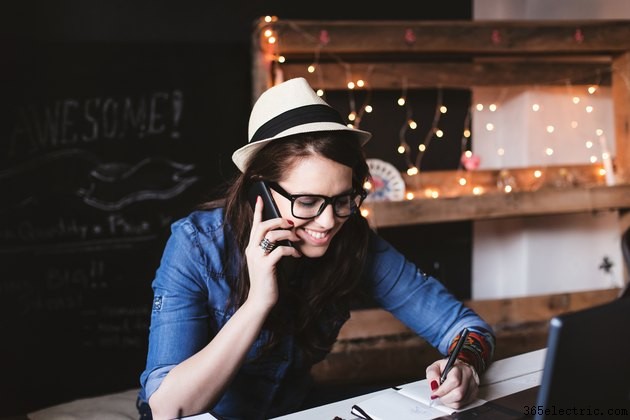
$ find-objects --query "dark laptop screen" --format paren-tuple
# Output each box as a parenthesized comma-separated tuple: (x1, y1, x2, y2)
(534, 297, 630, 419)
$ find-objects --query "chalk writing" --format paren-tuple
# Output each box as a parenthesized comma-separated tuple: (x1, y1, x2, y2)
(5, 90, 184, 159)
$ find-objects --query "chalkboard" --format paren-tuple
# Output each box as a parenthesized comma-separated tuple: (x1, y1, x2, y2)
(1, 42, 247, 414)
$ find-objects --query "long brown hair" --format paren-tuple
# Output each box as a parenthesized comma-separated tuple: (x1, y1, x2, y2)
(203, 131, 371, 360)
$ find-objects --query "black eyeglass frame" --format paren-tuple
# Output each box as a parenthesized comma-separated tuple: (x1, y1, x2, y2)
(268, 182, 367, 219)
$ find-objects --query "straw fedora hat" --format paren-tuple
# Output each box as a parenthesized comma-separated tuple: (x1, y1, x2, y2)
(231, 77, 372, 172)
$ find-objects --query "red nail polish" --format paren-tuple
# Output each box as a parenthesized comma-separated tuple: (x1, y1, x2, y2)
(287, 220, 294, 225)
(431, 380, 439, 391)
(430, 395, 439, 400)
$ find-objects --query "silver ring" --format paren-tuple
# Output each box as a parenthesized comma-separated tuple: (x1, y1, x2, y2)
(259, 237, 276, 254)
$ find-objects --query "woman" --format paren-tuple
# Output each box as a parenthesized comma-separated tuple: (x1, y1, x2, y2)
(138, 77, 495, 420)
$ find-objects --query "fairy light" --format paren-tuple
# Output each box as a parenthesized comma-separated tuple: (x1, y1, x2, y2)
(476, 104, 484, 111)
(534, 170, 542, 178)
(363, 180, 372, 190)
(459, 177, 467, 186)
(486, 123, 494, 131)
(405, 192, 415, 200)
(546, 125, 555, 133)
(585, 140, 593, 148)
(365, 105, 373, 113)
(588, 85, 598, 94)
(397, 145, 406, 154)
(585, 105, 594, 113)
(407, 167, 419, 176)
(497, 147, 505, 156)
(408, 119, 417, 129)
(590, 155, 598, 163)
(316, 89, 324, 97)
(361, 208, 369, 218)
(435, 129, 444, 138)
(440, 105, 448, 114)
(572, 96, 580, 104)
(472, 186, 483, 195)
(348, 111, 356, 121)
(418, 144, 426, 152)
(532, 103, 540, 112)
(545, 148, 554, 156)
(397, 97, 406, 106)
(307, 65, 315, 73)
(356, 79, 365, 88)
(347, 81, 355, 89)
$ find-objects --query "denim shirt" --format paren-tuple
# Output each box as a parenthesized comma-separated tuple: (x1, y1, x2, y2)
(138, 208, 493, 419)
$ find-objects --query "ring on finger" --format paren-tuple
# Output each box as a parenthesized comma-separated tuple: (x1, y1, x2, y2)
(259, 237, 277, 254)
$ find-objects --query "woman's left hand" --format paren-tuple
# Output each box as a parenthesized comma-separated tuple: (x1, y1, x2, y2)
(425, 359, 480, 409)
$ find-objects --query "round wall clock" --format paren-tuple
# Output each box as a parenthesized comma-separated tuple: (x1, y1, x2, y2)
(365, 158, 406, 202)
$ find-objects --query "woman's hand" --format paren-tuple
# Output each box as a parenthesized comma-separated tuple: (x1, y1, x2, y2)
(244, 196, 300, 311)
(425, 359, 480, 409)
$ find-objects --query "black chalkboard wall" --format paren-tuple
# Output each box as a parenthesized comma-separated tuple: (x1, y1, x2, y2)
(2, 42, 247, 414)
(2, 1, 472, 415)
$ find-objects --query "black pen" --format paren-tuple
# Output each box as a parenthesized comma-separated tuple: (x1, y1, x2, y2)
(440, 327, 470, 385)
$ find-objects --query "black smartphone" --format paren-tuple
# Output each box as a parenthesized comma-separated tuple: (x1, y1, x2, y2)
(247, 180, 292, 248)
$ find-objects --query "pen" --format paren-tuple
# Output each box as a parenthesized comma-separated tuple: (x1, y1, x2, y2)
(440, 327, 470, 385)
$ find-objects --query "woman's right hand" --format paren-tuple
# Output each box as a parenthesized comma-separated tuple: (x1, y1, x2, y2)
(244, 196, 300, 311)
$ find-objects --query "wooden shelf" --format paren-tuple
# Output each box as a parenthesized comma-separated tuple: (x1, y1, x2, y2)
(363, 183, 630, 227)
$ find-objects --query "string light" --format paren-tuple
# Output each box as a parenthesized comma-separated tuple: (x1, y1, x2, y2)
(266, 19, 620, 200)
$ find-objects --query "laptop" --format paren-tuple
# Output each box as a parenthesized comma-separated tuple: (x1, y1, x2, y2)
(534, 296, 630, 419)
(442, 291, 630, 419)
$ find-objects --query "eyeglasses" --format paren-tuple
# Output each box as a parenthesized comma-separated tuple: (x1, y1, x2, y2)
(268, 182, 367, 219)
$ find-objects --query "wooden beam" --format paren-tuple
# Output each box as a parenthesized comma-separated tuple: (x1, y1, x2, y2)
(278, 61, 611, 89)
(612, 52, 630, 183)
(363, 184, 630, 227)
(271, 20, 630, 55)
(337, 288, 621, 340)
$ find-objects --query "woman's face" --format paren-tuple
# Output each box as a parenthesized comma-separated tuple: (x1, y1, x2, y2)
(271, 154, 354, 258)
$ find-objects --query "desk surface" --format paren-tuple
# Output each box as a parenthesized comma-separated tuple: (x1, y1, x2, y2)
(271, 348, 547, 420)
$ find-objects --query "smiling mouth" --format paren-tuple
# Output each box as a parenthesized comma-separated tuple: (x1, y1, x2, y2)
(304, 228, 329, 240)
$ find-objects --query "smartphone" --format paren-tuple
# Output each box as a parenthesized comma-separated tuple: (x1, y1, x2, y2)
(247, 180, 292, 248)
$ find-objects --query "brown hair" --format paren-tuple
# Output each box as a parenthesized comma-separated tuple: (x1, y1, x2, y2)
(202, 131, 371, 360)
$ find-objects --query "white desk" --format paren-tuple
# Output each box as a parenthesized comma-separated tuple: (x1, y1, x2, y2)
(271, 348, 547, 420)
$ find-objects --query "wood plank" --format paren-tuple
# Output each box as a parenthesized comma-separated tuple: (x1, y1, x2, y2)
(278, 61, 611, 89)
(269, 20, 630, 55)
(362, 184, 630, 227)
(338, 288, 621, 340)
(613, 52, 630, 183)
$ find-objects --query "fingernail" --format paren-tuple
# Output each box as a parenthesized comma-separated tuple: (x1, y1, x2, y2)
(431, 380, 439, 391)
(287, 220, 294, 225)
(430, 395, 439, 400)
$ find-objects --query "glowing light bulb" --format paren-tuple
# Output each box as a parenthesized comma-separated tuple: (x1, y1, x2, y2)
(268, 36, 277, 44)
(435, 129, 444, 138)
(590, 155, 597, 163)
(365, 105, 373, 113)
(546, 125, 555, 133)
(534, 170, 542, 178)
(308, 65, 316, 73)
(408, 120, 417, 129)
(572, 96, 580, 104)
(363, 181, 372, 190)
(356, 79, 365, 88)
(486, 123, 494, 131)
(347, 82, 355, 89)
(398, 97, 406, 106)
(588, 85, 598, 94)
(361, 208, 369, 217)
(545, 148, 554, 156)
(472, 186, 483, 195)
(458, 177, 467, 186)
(476, 104, 484, 111)
(585, 140, 593, 149)
(316, 89, 324, 97)
(532, 104, 540, 112)
(406, 192, 415, 200)
(440, 105, 447, 114)
(397, 145, 406, 154)
(497, 148, 505, 156)
(407, 167, 419, 176)
(585, 105, 593, 113)
(418, 144, 426, 152)
(489, 104, 497, 112)
(463, 129, 471, 138)
(595, 129, 604, 136)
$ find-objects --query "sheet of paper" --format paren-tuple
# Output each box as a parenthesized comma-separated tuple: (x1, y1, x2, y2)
(396, 380, 487, 413)
(350, 388, 446, 420)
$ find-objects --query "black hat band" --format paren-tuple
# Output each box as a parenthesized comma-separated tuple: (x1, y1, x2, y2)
(250, 104, 345, 143)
